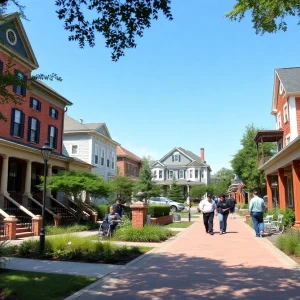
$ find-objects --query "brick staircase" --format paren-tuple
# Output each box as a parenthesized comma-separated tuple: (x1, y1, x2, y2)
(16, 223, 33, 239)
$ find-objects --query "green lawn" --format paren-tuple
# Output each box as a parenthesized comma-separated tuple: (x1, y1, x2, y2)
(165, 222, 194, 228)
(45, 223, 98, 235)
(0, 270, 96, 300)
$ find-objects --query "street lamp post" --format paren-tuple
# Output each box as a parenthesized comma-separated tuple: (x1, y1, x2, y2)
(187, 180, 191, 222)
(39, 143, 53, 256)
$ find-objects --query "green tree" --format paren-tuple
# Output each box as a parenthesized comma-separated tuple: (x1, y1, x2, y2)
(190, 185, 208, 200)
(167, 177, 182, 201)
(231, 124, 276, 194)
(226, 0, 299, 35)
(109, 175, 134, 202)
(134, 158, 161, 200)
(210, 168, 234, 196)
(44, 171, 110, 223)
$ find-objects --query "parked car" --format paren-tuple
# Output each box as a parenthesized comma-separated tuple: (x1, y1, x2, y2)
(148, 197, 185, 212)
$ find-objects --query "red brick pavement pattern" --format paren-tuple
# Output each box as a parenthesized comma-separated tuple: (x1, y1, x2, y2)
(73, 216, 300, 300)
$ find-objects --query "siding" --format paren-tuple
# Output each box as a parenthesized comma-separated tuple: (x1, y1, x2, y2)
(63, 135, 91, 163)
(296, 97, 300, 135)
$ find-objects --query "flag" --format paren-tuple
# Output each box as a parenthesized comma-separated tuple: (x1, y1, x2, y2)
(238, 180, 245, 193)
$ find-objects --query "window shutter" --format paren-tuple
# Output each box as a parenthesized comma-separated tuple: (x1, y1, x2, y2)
(21, 75, 27, 97)
(179, 155, 181, 162)
(54, 127, 58, 149)
(0, 60, 3, 73)
(38, 100, 41, 112)
(172, 155, 174, 162)
(47, 125, 51, 144)
(29, 97, 33, 108)
(10, 108, 15, 136)
(36, 119, 40, 144)
(27, 117, 32, 142)
(49, 107, 52, 117)
(20, 111, 25, 138)
(56, 109, 59, 119)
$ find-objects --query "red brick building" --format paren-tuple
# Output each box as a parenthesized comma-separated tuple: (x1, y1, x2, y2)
(0, 13, 92, 238)
(255, 68, 300, 227)
(117, 146, 142, 178)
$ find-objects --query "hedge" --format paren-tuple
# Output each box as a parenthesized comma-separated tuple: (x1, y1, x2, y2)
(92, 204, 110, 220)
(266, 208, 295, 228)
(147, 205, 170, 218)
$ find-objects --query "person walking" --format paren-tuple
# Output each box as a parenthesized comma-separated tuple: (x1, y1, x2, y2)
(228, 196, 237, 219)
(217, 194, 231, 234)
(199, 193, 217, 235)
(249, 191, 266, 237)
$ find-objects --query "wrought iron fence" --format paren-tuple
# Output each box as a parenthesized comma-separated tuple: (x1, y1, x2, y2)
(17, 216, 33, 232)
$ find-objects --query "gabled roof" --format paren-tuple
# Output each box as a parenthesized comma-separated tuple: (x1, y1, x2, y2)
(0, 13, 39, 69)
(117, 146, 142, 162)
(64, 115, 117, 144)
(272, 67, 300, 114)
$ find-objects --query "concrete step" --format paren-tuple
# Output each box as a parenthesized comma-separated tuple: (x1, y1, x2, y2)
(16, 232, 33, 238)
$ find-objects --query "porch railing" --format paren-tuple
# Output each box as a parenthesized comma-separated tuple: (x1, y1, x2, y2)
(4, 195, 36, 218)
(259, 156, 272, 167)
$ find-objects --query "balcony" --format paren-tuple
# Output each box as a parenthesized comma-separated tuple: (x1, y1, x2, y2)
(259, 156, 272, 167)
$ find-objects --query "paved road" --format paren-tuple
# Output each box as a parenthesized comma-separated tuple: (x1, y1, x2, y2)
(67, 216, 300, 300)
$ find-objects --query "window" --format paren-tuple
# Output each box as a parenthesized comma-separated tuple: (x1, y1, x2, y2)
(278, 140, 283, 151)
(10, 109, 24, 138)
(13, 70, 27, 97)
(94, 145, 99, 164)
(279, 82, 284, 95)
(169, 170, 174, 179)
(0, 60, 3, 73)
(107, 153, 110, 168)
(195, 170, 199, 178)
(179, 170, 184, 179)
(71, 145, 78, 155)
(283, 103, 289, 123)
(286, 134, 291, 145)
(189, 169, 193, 178)
(101, 148, 105, 166)
(49, 107, 59, 119)
(112, 152, 115, 169)
(30, 98, 41, 111)
(287, 176, 294, 207)
(6, 29, 17, 45)
(277, 113, 282, 129)
(48, 125, 58, 149)
(154, 170, 157, 179)
(27, 117, 40, 143)
(159, 170, 163, 179)
(172, 153, 180, 162)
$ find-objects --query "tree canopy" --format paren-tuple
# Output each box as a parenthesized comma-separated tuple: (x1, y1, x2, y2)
(190, 185, 207, 200)
(231, 124, 276, 194)
(226, 0, 300, 35)
(45, 171, 110, 222)
(109, 175, 134, 202)
(167, 177, 182, 201)
(211, 168, 234, 196)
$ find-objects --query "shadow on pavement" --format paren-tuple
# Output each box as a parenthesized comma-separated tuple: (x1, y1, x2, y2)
(75, 252, 300, 300)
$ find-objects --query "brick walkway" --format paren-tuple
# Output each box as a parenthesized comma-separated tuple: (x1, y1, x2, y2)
(68, 216, 300, 300)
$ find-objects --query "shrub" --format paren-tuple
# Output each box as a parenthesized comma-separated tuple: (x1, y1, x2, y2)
(93, 205, 110, 220)
(266, 208, 295, 228)
(240, 204, 249, 209)
(276, 235, 300, 255)
(16, 235, 146, 264)
(114, 225, 173, 242)
(147, 205, 170, 217)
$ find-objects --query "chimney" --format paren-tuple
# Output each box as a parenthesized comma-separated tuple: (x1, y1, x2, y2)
(80, 119, 83, 124)
(200, 148, 205, 162)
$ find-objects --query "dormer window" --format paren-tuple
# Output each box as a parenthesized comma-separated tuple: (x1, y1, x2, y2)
(283, 103, 289, 123)
(172, 152, 181, 162)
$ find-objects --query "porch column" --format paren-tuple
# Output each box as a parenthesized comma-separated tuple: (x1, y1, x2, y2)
(292, 160, 300, 228)
(22, 160, 32, 207)
(0, 155, 9, 208)
(278, 168, 286, 209)
(266, 175, 273, 210)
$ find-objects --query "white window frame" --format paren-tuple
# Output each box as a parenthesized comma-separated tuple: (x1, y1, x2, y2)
(189, 169, 193, 178)
(71, 144, 79, 155)
(94, 145, 99, 165)
(179, 170, 184, 179)
(283, 103, 289, 123)
(154, 170, 157, 179)
(159, 170, 163, 179)
(111, 152, 115, 169)
(101, 148, 105, 166)
(169, 170, 174, 179)
(195, 169, 199, 178)
(174, 154, 179, 162)
(286, 134, 291, 145)
(279, 82, 284, 95)
(277, 113, 282, 129)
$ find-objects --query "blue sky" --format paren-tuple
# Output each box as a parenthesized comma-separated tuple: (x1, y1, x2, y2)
(8, 0, 300, 172)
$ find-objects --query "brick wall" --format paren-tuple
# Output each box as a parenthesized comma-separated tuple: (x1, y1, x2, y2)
(276, 87, 290, 146)
(0, 52, 64, 154)
(117, 157, 141, 177)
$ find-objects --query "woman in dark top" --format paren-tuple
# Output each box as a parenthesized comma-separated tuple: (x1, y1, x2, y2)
(217, 194, 231, 234)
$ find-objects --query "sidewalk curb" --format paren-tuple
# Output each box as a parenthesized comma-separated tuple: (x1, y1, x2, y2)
(64, 223, 197, 300)
(242, 218, 300, 270)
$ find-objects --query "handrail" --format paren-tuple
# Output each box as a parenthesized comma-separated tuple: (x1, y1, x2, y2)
(65, 197, 93, 217)
(50, 196, 77, 218)
(4, 195, 36, 218)
(29, 196, 56, 217)
(0, 208, 10, 218)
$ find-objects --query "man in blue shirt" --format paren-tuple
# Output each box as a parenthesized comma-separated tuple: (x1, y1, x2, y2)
(249, 191, 266, 237)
